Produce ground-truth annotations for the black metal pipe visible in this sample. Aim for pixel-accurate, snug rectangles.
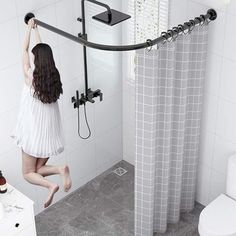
[81,0,89,96]
[25,9,217,52]
[86,0,112,19]
[80,0,112,96]
[81,0,86,35]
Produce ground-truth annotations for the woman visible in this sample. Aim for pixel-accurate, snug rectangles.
[11,19,72,208]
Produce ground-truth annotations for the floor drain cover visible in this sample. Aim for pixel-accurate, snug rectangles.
[113,167,128,176]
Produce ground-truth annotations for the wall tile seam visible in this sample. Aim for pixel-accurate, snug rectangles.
[14,0,63,18]
[189,0,227,13]
[63,141,95,159]
[226,6,236,16]
[0,10,17,25]
[64,124,122,156]
[94,122,122,139]
[0,147,20,160]
[94,123,122,140]
[0,61,21,73]
[61,104,95,119]
[217,94,236,105]
[16,5,61,48]
[204,49,229,192]
[219,55,236,67]
[200,161,212,204]
[0,105,22,115]
[213,132,236,145]
[206,10,226,163]
[93,91,122,106]
[204,51,222,97]
[207,166,227,178]
[62,73,85,83]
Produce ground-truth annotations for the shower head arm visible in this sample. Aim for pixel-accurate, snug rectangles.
[85,0,112,21]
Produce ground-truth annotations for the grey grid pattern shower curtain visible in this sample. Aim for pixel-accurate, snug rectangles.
[134,24,209,235]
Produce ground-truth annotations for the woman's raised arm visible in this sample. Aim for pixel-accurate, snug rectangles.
[22,19,34,82]
[34,23,42,44]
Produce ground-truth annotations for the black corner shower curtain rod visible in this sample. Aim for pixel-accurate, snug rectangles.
[24,9,217,52]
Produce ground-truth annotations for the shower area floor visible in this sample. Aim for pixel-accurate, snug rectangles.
[35,161,203,236]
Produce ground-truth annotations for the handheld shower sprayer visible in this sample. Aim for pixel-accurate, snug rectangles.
[71,90,92,139]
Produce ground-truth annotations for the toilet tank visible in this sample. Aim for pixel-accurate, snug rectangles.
[226,153,236,200]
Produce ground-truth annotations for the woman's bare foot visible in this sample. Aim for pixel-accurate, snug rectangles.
[60,165,72,192]
[44,184,59,208]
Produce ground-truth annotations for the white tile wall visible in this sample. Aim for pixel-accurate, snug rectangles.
[201,94,219,133]
[0,0,17,23]
[122,0,136,166]
[205,52,222,96]
[0,0,122,215]
[0,19,21,70]
[186,0,236,205]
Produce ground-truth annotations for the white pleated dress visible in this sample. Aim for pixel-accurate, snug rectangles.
[11,68,65,158]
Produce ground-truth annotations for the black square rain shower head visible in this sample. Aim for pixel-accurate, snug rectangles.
[92,9,131,26]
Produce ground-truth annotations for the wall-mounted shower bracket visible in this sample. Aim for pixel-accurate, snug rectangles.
[77,17,83,22]
[87,88,103,103]
[71,90,92,139]
[78,33,87,40]
[71,90,84,108]
[71,88,103,108]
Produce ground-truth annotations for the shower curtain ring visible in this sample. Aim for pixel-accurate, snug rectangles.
[183,22,191,35]
[189,20,195,32]
[195,17,202,25]
[167,30,174,42]
[195,16,202,26]
[172,27,179,41]
[161,32,168,44]
[185,22,192,34]
[178,24,185,35]
[146,39,153,52]
[200,15,206,26]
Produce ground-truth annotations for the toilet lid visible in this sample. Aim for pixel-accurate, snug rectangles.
[199,194,236,236]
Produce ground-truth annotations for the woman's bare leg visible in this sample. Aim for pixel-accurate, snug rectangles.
[36,158,72,192]
[22,150,59,208]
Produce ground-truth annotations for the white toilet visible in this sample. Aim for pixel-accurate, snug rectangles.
[198,154,236,236]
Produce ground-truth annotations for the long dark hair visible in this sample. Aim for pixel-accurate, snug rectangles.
[31,43,63,104]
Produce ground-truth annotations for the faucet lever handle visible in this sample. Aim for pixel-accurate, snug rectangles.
[71,96,76,103]
[99,92,103,101]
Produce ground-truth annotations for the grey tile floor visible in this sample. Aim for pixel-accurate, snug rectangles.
[36,161,204,236]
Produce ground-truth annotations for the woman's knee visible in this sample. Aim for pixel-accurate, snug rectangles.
[22,167,36,178]
[36,158,49,172]
[22,151,37,177]
[22,172,32,182]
